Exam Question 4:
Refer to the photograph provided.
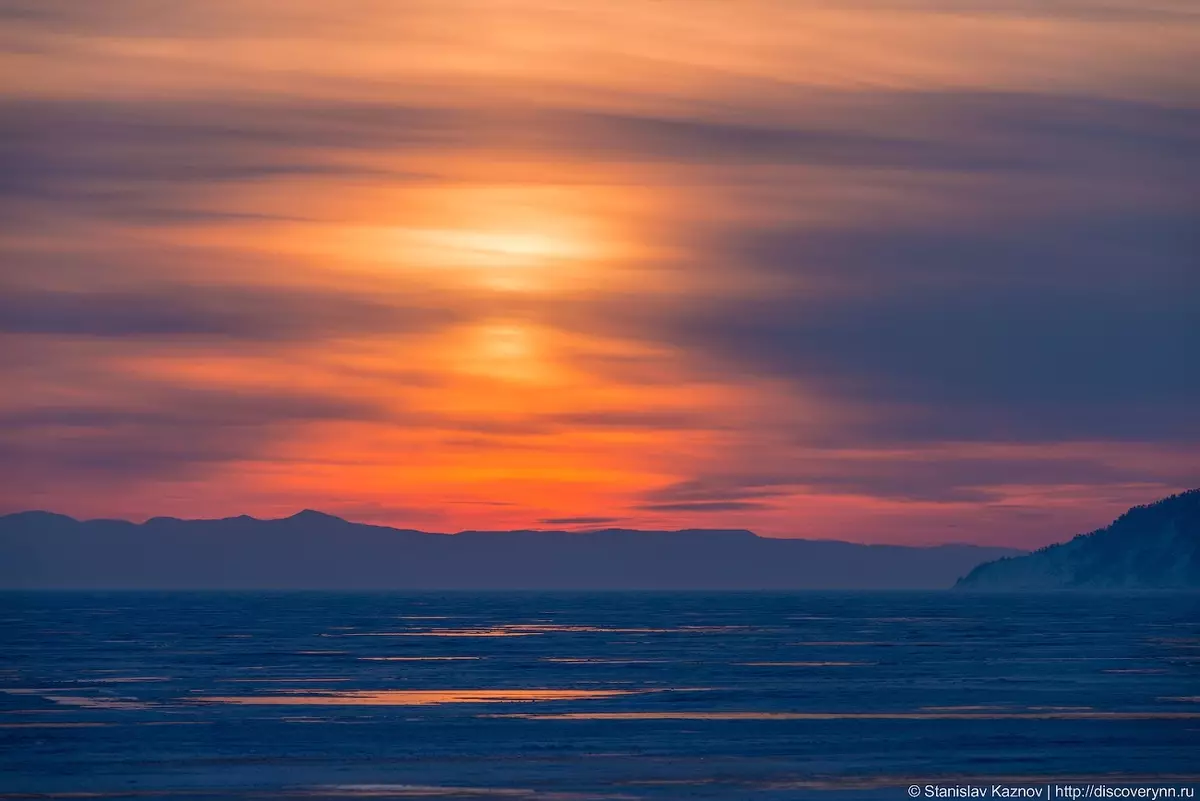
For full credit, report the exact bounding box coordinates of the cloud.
[0,389,385,430]
[538,516,624,525]
[552,86,1199,446]
[1,0,1196,537]
[629,217,1200,444]
[632,473,830,508]
[547,410,715,430]
[0,385,386,481]
[8,90,1193,227]
[0,284,459,341]
[641,478,794,505]
[637,501,773,513]
[0,98,452,227]
[660,450,1199,506]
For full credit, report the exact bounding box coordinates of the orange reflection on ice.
[196,689,640,706]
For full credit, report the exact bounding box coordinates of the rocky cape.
[0,510,1022,590]
[956,489,1200,590]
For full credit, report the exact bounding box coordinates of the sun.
[451,231,571,260]
[409,227,594,291]
[343,186,628,293]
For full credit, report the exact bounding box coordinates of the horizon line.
[0,508,1027,551]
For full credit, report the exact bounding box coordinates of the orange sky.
[2,0,1197,546]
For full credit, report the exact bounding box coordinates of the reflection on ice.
[5,592,1199,796]
[222,681,352,685]
[739,661,873,667]
[45,695,153,710]
[307,784,629,799]
[197,689,640,706]
[792,641,892,646]
[336,630,537,638]
[543,658,668,664]
[360,656,482,661]
[331,623,743,638]
[488,710,1200,721]
[0,721,112,728]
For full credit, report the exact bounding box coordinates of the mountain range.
[6,489,1196,591]
[956,489,1200,590]
[0,511,1021,590]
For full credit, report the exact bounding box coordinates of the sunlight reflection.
[196,689,642,706]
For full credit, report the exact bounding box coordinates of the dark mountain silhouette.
[956,489,1200,590]
[0,511,1021,590]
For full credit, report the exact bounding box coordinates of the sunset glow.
[2,0,1196,546]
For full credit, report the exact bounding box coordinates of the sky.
[1,0,1197,547]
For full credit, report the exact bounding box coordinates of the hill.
[0,511,1021,590]
[956,489,1200,590]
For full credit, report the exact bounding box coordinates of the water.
[1,592,1197,799]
